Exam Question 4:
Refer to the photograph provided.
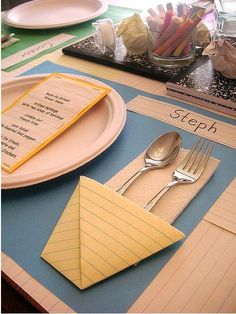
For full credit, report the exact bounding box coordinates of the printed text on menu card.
[1,73,111,173]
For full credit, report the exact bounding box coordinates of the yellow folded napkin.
[41,176,184,289]
[106,149,220,224]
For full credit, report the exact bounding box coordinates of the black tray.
[62,35,203,82]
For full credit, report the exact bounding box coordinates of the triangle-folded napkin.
[41,176,184,289]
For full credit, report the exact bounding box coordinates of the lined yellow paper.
[128,177,236,313]
[1,73,110,173]
[41,177,184,289]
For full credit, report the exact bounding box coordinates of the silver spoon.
[117,132,182,195]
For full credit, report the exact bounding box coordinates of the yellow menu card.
[41,176,185,289]
[1,73,111,173]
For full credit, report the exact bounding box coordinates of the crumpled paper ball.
[203,39,236,79]
[195,22,211,48]
[117,13,148,55]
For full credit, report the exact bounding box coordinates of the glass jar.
[146,1,204,68]
[214,0,236,38]
[147,27,196,68]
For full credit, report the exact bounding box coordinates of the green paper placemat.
[1,5,140,71]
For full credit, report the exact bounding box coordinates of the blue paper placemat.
[2,61,236,313]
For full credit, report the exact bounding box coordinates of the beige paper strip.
[106,149,219,224]
[204,177,236,234]
[128,177,236,313]
[1,34,76,70]
[127,95,236,149]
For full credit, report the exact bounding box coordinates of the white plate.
[3,0,108,29]
[1,74,126,189]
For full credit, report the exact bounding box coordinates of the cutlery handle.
[116,166,149,195]
[1,33,14,44]
[1,35,10,43]
[144,179,179,212]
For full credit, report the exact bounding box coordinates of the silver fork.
[144,137,215,212]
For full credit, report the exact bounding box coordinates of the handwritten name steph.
[170,109,217,134]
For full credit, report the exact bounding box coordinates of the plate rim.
[3,0,108,29]
[2,73,127,189]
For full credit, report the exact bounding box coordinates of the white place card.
[1,33,76,69]
[127,95,236,149]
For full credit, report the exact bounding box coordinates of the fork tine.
[187,138,206,172]
[193,141,215,175]
[180,137,200,169]
[189,138,208,173]
[180,137,203,170]
[180,137,215,176]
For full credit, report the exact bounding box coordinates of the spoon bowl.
[117,131,182,195]
[145,132,181,167]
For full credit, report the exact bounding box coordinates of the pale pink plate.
[3,0,108,29]
[1,74,126,189]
